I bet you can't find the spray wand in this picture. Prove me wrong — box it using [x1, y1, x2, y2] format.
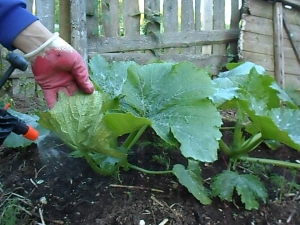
[0, 53, 39, 145]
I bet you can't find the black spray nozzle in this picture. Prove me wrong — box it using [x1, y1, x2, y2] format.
[0, 107, 39, 145]
[6, 53, 28, 71]
[0, 53, 28, 90]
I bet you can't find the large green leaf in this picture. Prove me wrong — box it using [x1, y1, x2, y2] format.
[211, 170, 267, 210]
[210, 77, 239, 107]
[243, 98, 300, 150]
[121, 61, 222, 162]
[89, 55, 137, 98]
[37, 92, 125, 159]
[103, 112, 151, 136]
[219, 63, 296, 109]
[173, 160, 211, 205]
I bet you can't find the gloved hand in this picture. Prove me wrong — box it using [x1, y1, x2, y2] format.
[24, 33, 94, 108]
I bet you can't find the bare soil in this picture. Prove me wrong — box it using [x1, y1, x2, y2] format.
[0, 99, 300, 225]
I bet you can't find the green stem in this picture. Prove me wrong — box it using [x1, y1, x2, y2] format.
[83, 153, 109, 175]
[122, 125, 148, 150]
[121, 125, 149, 150]
[239, 156, 300, 170]
[220, 126, 236, 130]
[129, 164, 173, 175]
[219, 139, 231, 155]
[235, 132, 264, 156]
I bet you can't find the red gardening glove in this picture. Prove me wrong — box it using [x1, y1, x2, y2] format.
[25, 33, 94, 108]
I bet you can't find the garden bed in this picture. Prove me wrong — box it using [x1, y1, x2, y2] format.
[0, 117, 300, 225]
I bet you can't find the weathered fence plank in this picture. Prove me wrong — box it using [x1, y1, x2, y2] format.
[86, 0, 99, 41]
[144, 0, 160, 33]
[26, 0, 34, 13]
[36, 0, 55, 32]
[60, 0, 71, 43]
[123, 0, 140, 36]
[246, 0, 300, 26]
[96, 52, 229, 75]
[181, 0, 195, 54]
[213, 0, 226, 55]
[283, 12, 300, 65]
[230, 0, 240, 55]
[70, 0, 88, 64]
[88, 29, 240, 53]
[195, 0, 202, 53]
[202, 0, 213, 54]
[102, 0, 120, 37]
[273, 2, 285, 87]
[163, 0, 179, 54]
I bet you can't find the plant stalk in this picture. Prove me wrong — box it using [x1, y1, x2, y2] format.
[121, 125, 149, 150]
[239, 156, 300, 169]
[219, 139, 231, 155]
[129, 164, 173, 175]
[235, 132, 264, 156]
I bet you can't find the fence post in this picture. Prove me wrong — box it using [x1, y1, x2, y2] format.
[35, 0, 55, 32]
[70, 0, 88, 64]
[273, 2, 285, 88]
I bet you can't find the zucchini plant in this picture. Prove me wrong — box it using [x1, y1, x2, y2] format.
[28, 55, 300, 210]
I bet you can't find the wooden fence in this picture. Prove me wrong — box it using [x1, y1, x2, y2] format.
[2, 0, 241, 97]
[239, 0, 300, 88]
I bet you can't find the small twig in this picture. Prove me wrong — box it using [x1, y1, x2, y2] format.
[35, 166, 46, 179]
[158, 218, 169, 225]
[150, 195, 164, 207]
[286, 209, 297, 223]
[151, 195, 182, 222]
[30, 178, 38, 188]
[109, 184, 164, 193]
[148, 201, 156, 224]
[31, 211, 64, 225]
[39, 208, 46, 225]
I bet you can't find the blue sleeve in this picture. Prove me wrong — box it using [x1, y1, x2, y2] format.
[0, 0, 38, 50]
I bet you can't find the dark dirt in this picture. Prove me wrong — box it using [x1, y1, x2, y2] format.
[0, 100, 300, 225]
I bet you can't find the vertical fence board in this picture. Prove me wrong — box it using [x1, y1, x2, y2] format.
[71, 0, 88, 64]
[144, 0, 161, 56]
[230, 0, 240, 55]
[202, 0, 213, 54]
[213, 0, 226, 55]
[26, 0, 34, 13]
[163, 0, 179, 54]
[35, 0, 55, 32]
[144, 0, 160, 32]
[195, 0, 202, 53]
[274, 2, 285, 87]
[102, 0, 120, 37]
[163, 0, 178, 33]
[60, 0, 71, 43]
[86, 0, 100, 41]
[181, 0, 195, 54]
[123, 0, 140, 36]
